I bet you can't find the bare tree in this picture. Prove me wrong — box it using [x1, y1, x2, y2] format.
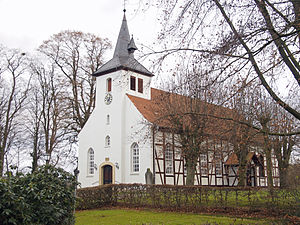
[236, 84, 300, 188]
[273, 134, 297, 188]
[0, 47, 29, 176]
[230, 88, 257, 187]
[26, 60, 73, 171]
[25, 81, 43, 172]
[156, 93, 211, 186]
[143, 0, 300, 121]
[154, 67, 237, 185]
[261, 104, 299, 188]
[39, 31, 111, 136]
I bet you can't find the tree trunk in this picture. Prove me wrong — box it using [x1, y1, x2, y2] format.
[31, 128, 39, 173]
[186, 158, 197, 186]
[291, 0, 300, 48]
[279, 164, 289, 188]
[274, 136, 295, 188]
[265, 148, 274, 187]
[237, 149, 247, 186]
[0, 148, 4, 177]
[260, 117, 274, 188]
[31, 148, 38, 173]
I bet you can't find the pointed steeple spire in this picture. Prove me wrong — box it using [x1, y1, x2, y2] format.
[113, 11, 131, 58]
[93, 10, 153, 77]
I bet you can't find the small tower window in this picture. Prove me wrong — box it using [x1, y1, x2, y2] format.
[88, 148, 95, 175]
[105, 135, 111, 147]
[130, 76, 136, 91]
[106, 115, 110, 125]
[138, 78, 143, 93]
[107, 78, 112, 92]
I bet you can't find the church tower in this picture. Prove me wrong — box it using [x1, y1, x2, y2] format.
[93, 10, 153, 107]
[78, 10, 154, 188]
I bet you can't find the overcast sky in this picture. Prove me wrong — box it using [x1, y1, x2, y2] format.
[0, 0, 159, 56]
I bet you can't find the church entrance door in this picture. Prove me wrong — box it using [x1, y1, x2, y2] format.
[103, 165, 112, 184]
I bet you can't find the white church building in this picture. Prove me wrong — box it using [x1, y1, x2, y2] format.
[78, 11, 279, 188]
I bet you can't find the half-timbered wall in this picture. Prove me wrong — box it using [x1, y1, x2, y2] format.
[153, 129, 280, 187]
[153, 129, 233, 186]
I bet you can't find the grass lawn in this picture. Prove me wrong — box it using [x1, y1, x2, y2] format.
[75, 208, 283, 225]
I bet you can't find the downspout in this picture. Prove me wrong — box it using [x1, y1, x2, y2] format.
[152, 126, 156, 184]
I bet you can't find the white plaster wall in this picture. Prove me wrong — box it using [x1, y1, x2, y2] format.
[123, 95, 153, 183]
[78, 110, 101, 188]
[78, 70, 126, 188]
[78, 69, 153, 188]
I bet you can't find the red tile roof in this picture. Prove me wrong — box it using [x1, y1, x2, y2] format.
[225, 152, 256, 165]
[127, 88, 241, 139]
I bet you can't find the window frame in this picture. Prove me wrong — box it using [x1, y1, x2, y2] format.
[131, 142, 139, 173]
[107, 78, 112, 92]
[106, 115, 110, 125]
[105, 135, 111, 148]
[165, 143, 173, 174]
[214, 153, 223, 176]
[130, 76, 136, 91]
[200, 154, 208, 175]
[88, 148, 95, 176]
[138, 78, 143, 93]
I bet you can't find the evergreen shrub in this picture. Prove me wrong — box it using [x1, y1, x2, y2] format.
[0, 165, 76, 225]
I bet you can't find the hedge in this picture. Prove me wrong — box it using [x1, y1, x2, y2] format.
[76, 184, 300, 217]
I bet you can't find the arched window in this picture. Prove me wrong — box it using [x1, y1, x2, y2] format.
[105, 135, 110, 147]
[165, 143, 173, 174]
[106, 115, 110, 125]
[131, 143, 139, 173]
[88, 148, 94, 175]
[106, 78, 112, 92]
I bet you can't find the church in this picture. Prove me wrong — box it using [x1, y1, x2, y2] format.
[77, 11, 279, 188]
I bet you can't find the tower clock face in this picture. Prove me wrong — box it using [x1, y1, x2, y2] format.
[104, 93, 113, 105]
